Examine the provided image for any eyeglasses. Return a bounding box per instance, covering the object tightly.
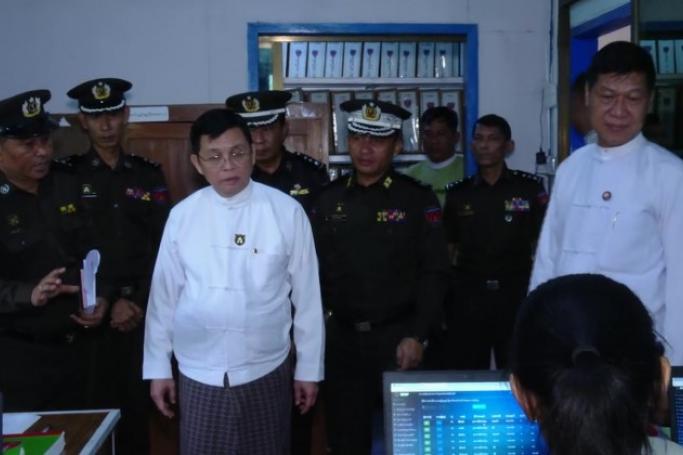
[197,147,251,168]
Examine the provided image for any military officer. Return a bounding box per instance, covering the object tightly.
[443,114,547,369]
[311,99,450,455]
[64,78,170,454]
[0,90,108,411]
[227,89,328,455]
[226,90,328,212]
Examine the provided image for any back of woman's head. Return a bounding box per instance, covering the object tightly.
[510,274,663,455]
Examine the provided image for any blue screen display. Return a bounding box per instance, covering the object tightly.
[672,377,683,445]
[389,382,549,455]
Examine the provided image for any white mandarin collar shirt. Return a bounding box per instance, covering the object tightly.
[143,180,324,386]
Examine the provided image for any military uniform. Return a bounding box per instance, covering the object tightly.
[442,167,547,369]
[65,78,171,454]
[0,162,99,410]
[312,170,450,453]
[252,148,328,211]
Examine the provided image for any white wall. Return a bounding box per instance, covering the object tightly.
[0,0,551,172]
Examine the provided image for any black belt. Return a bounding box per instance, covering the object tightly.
[331,308,414,333]
[0,330,79,346]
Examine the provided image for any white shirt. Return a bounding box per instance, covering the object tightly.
[530,134,683,364]
[143,180,325,386]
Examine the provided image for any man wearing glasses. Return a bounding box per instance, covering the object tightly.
[143,109,324,454]
[226,90,328,212]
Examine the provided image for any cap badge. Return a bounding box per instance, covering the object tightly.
[242,96,260,113]
[234,234,246,246]
[362,103,381,122]
[92,82,111,101]
[21,97,42,118]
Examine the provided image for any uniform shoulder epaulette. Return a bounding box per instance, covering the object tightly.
[292,151,325,169]
[394,171,431,190]
[128,153,161,167]
[510,169,543,183]
[52,155,82,171]
[445,175,473,192]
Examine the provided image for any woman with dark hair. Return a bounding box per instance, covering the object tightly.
[509,274,682,455]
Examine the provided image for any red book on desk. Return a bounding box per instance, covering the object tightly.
[2,430,65,455]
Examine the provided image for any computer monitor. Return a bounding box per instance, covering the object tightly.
[670,366,683,445]
[383,370,548,455]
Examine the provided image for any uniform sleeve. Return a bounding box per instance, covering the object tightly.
[442,190,460,246]
[529,171,563,292]
[134,167,172,308]
[660,172,683,365]
[530,179,549,242]
[288,204,325,382]
[0,280,36,313]
[143,214,183,380]
[413,190,451,340]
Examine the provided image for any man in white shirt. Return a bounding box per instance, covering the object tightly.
[143,109,324,454]
[530,41,683,364]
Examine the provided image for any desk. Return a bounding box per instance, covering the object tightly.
[6,409,120,455]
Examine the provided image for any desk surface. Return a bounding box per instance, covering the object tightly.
[8,409,120,455]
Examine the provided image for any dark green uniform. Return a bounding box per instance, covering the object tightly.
[0,163,99,411]
[251,148,328,211]
[311,170,450,454]
[62,148,170,453]
[442,167,548,369]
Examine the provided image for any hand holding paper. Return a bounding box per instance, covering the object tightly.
[80,249,100,315]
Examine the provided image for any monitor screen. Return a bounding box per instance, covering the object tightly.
[384,370,548,455]
[671,367,683,445]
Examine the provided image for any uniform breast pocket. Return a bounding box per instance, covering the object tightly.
[598,207,661,273]
[3,229,41,254]
[247,250,288,292]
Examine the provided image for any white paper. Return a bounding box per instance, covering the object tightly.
[325,42,343,78]
[129,106,169,123]
[342,42,362,78]
[380,42,399,78]
[362,42,381,78]
[435,43,455,78]
[676,40,683,74]
[81,249,100,314]
[657,40,675,74]
[417,42,435,78]
[399,42,417,78]
[3,413,41,434]
[288,42,308,78]
[307,42,326,78]
[640,40,658,72]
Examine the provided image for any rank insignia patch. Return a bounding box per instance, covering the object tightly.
[0,184,10,195]
[376,209,406,223]
[81,184,96,197]
[289,184,310,196]
[7,214,20,227]
[424,207,442,224]
[59,203,77,214]
[504,197,530,212]
[234,234,246,246]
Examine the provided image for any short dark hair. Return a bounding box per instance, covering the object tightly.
[586,41,656,92]
[511,274,664,455]
[190,109,252,154]
[571,72,587,94]
[420,107,459,133]
[473,114,512,141]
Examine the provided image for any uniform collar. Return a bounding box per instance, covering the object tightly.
[86,147,130,170]
[592,133,645,162]
[472,164,510,186]
[0,169,50,196]
[253,147,290,177]
[208,178,254,207]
